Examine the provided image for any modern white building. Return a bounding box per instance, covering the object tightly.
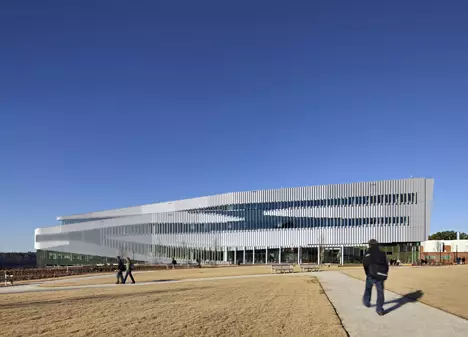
[421,240,468,253]
[35,178,434,266]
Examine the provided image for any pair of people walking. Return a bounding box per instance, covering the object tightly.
[116,256,136,284]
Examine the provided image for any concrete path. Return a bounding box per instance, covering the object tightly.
[316,271,468,337]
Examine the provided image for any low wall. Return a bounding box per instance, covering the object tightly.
[0,263,230,282]
[420,252,468,264]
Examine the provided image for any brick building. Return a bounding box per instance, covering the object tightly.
[420,240,468,264]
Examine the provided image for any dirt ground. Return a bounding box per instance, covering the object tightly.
[39,264,360,287]
[342,265,468,319]
[40,266,272,287]
[0,276,346,337]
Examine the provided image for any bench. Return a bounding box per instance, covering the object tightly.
[299,264,319,272]
[271,264,294,274]
[3,273,14,286]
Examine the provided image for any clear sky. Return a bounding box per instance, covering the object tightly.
[1,1,467,252]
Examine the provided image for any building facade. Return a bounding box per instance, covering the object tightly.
[421,239,468,264]
[35,178,434,266]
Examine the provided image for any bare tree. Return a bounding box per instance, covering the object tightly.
[318,233,325,266]
[436,240,443,264]
[117,246,124,260]
[213,237,219,264]
[181,241,187,263]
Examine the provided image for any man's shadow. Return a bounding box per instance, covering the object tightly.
[372,290,424,315]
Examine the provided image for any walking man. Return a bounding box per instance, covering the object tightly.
[123,257,135,284]
[362,239,389,315]
[116,256,126,284]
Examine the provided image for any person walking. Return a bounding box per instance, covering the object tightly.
[362,239,389,316]
[116,256,126,284]
[123,257,135,284]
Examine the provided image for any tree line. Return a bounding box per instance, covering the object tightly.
[428,231,468,240]
[0,252,37,269]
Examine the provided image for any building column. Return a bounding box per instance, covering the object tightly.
[341,245,344,266]
[279,247,282,264]
[252,247,255,264]
[317,246,321,266]
[298,247,301,265]
[223,246,228,262]
[265,247,268,264]
[234,248,237,265]
[243,246,246,265]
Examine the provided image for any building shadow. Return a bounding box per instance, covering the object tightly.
[381,290,424,315]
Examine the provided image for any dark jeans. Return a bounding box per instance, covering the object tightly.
[116,271,125,284]
[363,276,385,313]
[124,270,135,283]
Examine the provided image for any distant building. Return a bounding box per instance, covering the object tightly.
[421,239,468,263]
[35,178,434,266]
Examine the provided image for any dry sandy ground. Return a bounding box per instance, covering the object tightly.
[40,266,272,287]
[342,265,468,319]
[0,276,346,337]
[39,265,361,288]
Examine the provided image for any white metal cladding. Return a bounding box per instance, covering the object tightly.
[35,178,434,260]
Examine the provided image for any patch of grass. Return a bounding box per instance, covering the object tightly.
[39,265,361,288]
[0,276,347,337]
[40,266,272,287]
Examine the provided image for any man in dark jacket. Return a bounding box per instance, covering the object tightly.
[362,239,389,315]
[116,256,126,284]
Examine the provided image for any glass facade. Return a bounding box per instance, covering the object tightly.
[35,178,434,265]
[36,250,119,267]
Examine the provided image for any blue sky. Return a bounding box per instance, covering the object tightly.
[1,1,467,252]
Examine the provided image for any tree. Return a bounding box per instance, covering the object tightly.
[429,231,468,240]
[318,233,325,266]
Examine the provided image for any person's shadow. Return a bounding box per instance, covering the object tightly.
[372,290,424,315]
